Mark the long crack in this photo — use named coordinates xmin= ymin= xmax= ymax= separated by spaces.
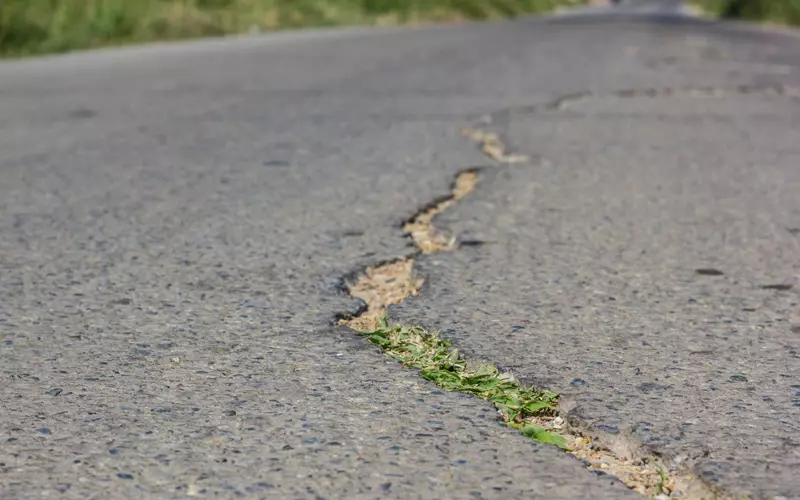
xmin=341 ymin=170 xmax=478 ymax=332
xmin=459 ymin=128 xmax=529 ymax=164
xmin=404 ymin=169 xmax=478 ymax=254
xmin=473 ymin=83 xmax=800 ymax=128
xmin=337 ymin=106 xmax=732 ymax=498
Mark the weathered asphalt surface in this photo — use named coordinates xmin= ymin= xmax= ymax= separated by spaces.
xmin=1 ymin=1 xmax=798 ymax=498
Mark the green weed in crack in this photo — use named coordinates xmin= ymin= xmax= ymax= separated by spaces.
xmin=357 ymin=314 xmax=567 ymax=449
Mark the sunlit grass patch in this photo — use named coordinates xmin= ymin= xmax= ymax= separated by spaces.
xmin=357 ymin=315 xmax=567 ymax=449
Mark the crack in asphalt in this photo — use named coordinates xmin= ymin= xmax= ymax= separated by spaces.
xmin=459 ymin=128 xmax=530 ymax=164
xmin=330 ymin=84 xmax=789 ymax=496
xmin=339 ymin=168 xmax=479 ymax=332
xmin=458 ymin=85 xmax=796 ymax=499
xmin=404 ymin=169 xmax=479 ymax=254
xmin=474 ymin=83 xmax=800 ymax=126
xmin=336 ymin=163 xmax=691 ymax=497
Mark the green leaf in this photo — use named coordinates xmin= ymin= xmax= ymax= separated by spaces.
xmin=368 ymin=334 xmax=390 ymax=346
xmin=522 ymin=401 xmax=552 ymax=414
xmin=542 ymin=391 xmax=560 ymax=403
xmin=520 ymin=424 xmax=547 ymax=438
xmin=474 ymin=365 xmax=499 ymax=378
xmin=445 ymin=348 xmax=459 ymax=364
xmin=532 ymin=431 xmax=568 ymax=450
xmin=502 ymin=396 xmax=521 ymax=409
xmin=520 ymin=425 xmax=568 ymax=450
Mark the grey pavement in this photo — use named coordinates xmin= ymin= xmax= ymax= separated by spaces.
xmin=0 ymin=1 xmax=798 ymax=499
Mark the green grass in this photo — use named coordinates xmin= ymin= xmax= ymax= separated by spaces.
xmin=0 ymin=0 xmax=588 ymax=57
xmin=693 ymin=0 xmax=800 ymax=26
xmin=358 ymin=315 xmax=568 ymax=449
xmin=657 ymin=467 xmax=667 ymax=495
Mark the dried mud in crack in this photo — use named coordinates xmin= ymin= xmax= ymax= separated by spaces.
xmin=343 ymin=258 xmax=421 ymax=332
xmin=341 ymin=169 xmax=478 ymax=332
xmin=336 ymin=119 xmax=713 ymax=498
xmin=383 ymin=85 xmax=800 ymax=499
xmin=404 ymin=170 xmax=478 ymax=255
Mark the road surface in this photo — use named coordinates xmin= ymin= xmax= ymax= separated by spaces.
xmin=1 ymin=0 xmax=798 ymax=498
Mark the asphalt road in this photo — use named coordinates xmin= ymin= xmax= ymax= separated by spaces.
xmin=1 ymin=1 xmax=798 ymax=499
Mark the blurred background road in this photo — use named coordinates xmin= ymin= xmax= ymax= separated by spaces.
xmin=1 ymin=0 xmax=798 ymax=498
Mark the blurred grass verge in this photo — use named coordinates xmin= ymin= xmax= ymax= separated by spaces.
xmin=692 ymin=0 xmax=800 ymax=26
xmin=0 ymin=0 xmax=588 ymax=57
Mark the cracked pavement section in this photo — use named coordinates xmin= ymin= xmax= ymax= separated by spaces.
xmin=342 ymin=167 xmax=690 ymax=497
xmin=393 ymin=62 xmax=800 ymax=500
xmin=2 ymin=2 xmax=800 ymax=499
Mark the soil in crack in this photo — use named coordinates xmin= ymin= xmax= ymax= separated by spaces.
xmin=461 ymin=127 xmax=529 ymax=164
xmin=338 ymin=145 xmax=706 ymax=498
xmin=341 ymin=170 xmax=477 ymax=331
xmin=343 ymin=258 xmax=422 ymax=331
xmin=404 ymin=170 xmax=478 ymax=254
